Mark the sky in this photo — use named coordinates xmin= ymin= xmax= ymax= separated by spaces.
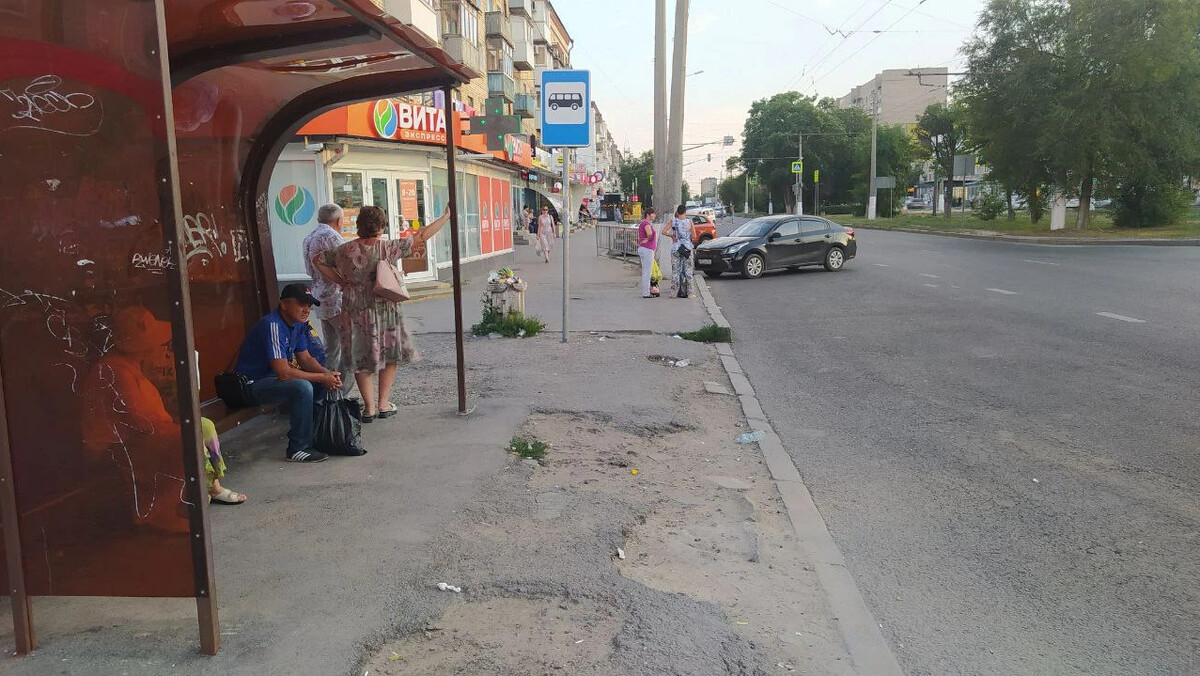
xmin=553 ymin=0 xmax=988 ymax=190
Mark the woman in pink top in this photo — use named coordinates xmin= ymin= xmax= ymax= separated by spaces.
xmin=637 ymin=207 xmax=660 ymax=298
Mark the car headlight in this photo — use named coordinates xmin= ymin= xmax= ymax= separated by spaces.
xmin=724 ymin=241 xmax=750 ymax=254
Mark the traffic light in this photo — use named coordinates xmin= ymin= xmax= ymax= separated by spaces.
xmin=466 ymin=98 xmax=521 ymax=151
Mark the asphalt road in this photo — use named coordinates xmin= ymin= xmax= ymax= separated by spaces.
xmin=708 ymin=219 xmax=1200 ymax=675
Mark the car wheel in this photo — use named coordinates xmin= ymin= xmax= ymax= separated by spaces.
xmin=704 ymin=270 xmax=722 ymax=278
xmin=824 ymin=246 xmax=845 ymax=271
xmin=741 ymin=253 xmax=765 ymax=279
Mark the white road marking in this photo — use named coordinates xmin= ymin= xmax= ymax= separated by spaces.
xmin=950 ymin=285 xmax=961 ymax=289
xmin=918 ymin=273 xmax=940 ymax=279
xmin=920 ymin=249 xmax=941 ymax=254
xmin=1022 ymin=259 xmax=1060 ymax=266
xmin=986 ymin=288 xmax=1019 ymax=295
xmin=923 ymin=283 xmax=938 ymax=288
xmin=1095 ymin=312 xmax=1146 ymax=324
xmin=872 ymin=263 xmax=891 ymax=267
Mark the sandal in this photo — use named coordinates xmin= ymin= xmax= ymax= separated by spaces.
xmin=378 ymin=403 xmax=397 ymax=419
xmin=210 ymin=488 xmax=247 ymax=505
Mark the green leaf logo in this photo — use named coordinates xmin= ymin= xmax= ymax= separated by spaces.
xmin=373 ymin=100 xmax=398 ymax=138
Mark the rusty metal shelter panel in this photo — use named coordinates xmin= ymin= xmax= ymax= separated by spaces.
xmin=0 ymin=1 xmax=200 ymax=598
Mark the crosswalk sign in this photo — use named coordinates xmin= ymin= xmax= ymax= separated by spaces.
xmin=791 ymin=161 xmax=803 ymax=174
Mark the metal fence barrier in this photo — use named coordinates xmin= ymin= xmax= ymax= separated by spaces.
xmin=595 ymin=222 xmax=639 ymax=259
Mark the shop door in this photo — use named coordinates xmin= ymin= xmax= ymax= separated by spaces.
xmin=367 ymin=173 xmax=436 ymax=281
xmin=395 ymin=176 xmax=436 ymax=281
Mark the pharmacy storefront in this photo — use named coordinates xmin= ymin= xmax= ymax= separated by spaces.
xmin=267 ymin=100 xmax=533 ymax=283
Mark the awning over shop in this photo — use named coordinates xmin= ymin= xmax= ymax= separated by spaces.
xmin=0 ymin=0 xmax=477 ymax=657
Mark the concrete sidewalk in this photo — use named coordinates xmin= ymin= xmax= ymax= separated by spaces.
xmin=0 ymin=234 xmax=845 ymax=675
xmin=407 ymin=226 xmax=708 ymax=335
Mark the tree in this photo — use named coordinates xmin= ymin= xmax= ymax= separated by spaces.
xmin=915 ymin=103 xmax=970 ymax=220
xmin=850 ymin=124 xmax=920 ymax=217
xmin=681 ymin=181 xmax=691 ymax=204
xmin=618 ymin=150 xmax=653 ymax=207
xmin=959 ymin=0 xmax=1061 ymax=223
xmin=718 ymin=174 xmax=745 ymax=213
xmin=959 ymin=0 xmax=1200 ymax=229
xmin=739 ymin=93 xmax=871 ymax=213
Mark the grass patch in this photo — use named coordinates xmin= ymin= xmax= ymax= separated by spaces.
xmin=508 ymin=436 xmax=548 ymax=460
xmin=834 ymin=209 xmax=1200 ymax=239
xmin=678 ymin=323 xmax=732 ymax=343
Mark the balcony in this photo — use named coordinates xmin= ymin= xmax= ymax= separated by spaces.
xmin=509 ymin=0 xmax=534 ymax=17
xmin=382 ymin=0 xmax=439 ymax=42
xmin=488 ymin=72 xmax=516 ymax=102
xmin=533 ymin=19 xmax=550 ymax=44
xmin=442 ymin=35 xmax=484 ymax=75
xmin=484 ymin=11 xmax=513 ymax=45
xmin=511 ymin=16 xmax=534 ymax=69
xmin=514 ymin=92 xmax=536 ymax=118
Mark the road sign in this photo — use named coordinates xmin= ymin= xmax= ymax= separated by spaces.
xmin=649 ymin=173 xmax=653 ymax=185
xmin=874 ymin=176 xmax=896 ymax=189
xmin=791 ymin=161 xmax=803 ymax=174
xmin=540 ymin=70 xmax=592 ymax=148
xmin=749 ymin=176 xmax=758 ymax=185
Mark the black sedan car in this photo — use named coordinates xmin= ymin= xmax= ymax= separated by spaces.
xmin=694 ymin=215 xmax=856 ymax=279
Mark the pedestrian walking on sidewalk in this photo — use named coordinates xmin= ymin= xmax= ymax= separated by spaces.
xmin=536 ymin=205 xmax=555 ymax=263
xmin=662 ymin=204 xmax=695 ymax=298
xmin=637 ymin=207 xmax=660 ymax=298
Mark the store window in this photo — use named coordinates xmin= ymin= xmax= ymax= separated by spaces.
xmin=331 ymin=171 xmax=364 ymax=238
xmin=458 ymin=171 xmax=482 ymax=258
xmin=432 ymin=169 xmax=451 ymax=266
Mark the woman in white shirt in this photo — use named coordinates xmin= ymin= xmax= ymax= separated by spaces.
xmin=660 ymin=204 xmax=695 ymax=298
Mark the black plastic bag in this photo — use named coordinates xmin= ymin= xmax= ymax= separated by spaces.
xmin=313 ymin=397 xmax=366 ymax=456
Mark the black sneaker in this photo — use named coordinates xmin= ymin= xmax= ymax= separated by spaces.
xmin=286 ymin=448 xmax=329 ymax=463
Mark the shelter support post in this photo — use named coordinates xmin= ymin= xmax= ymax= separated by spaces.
xmin=443 ymin=85 xmax=469 ymax=415
xmin=152 ymin=0 xmax=219 ymax=654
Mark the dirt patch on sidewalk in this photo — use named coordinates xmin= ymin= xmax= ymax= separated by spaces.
xmin=364 ymin=334 xmax=852 ymax=675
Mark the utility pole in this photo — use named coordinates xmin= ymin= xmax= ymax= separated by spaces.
xmin=867 ymin=93 xmax=878 ymax=220
xmin=665 ymin=0 xmax=690 ymax=215
xmin=653 ymin=0 xmax=668 ymax=222
xmin=795 ymin=134 xmax=803 ymax=215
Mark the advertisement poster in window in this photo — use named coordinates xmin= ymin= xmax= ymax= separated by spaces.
xmin=501 ymin=179 xmax=513 ymax=250
xmin=490 ymin=177 xmax=505 ymax=252
xmin=479 ymin=176 xmax=493 ymax=255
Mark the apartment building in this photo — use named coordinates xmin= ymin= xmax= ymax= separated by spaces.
xmin=266 ymin=0 xmax=610 ymax=285
xmin=837 ymin=67 xmax=949 ymax=128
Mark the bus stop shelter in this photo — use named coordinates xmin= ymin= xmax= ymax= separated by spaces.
xmin=0 ymin=0 xmax=475 ymax=656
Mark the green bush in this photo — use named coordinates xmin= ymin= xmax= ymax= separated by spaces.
xmin=508 ymin=436 xmax=548 ymax=460
xmin=471 ymin=292 xmax=546 ymax=337
xmin=975 ymin=190 xmax=1006 ymax=221
xmin=1112 ymin=179 xmax=1192 ymax=228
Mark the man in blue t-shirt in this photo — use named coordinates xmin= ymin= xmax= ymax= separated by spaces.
xmin=235 ymin=284 xmax=343 ymax=462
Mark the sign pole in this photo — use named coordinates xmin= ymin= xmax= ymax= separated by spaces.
xmin=562 ymin=149 xmax=570 ymax=343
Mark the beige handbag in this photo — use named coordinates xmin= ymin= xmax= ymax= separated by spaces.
xmin=372 ymin=241 xmax=409 ymax=302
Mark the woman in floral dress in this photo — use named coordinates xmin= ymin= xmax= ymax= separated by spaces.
xmin=318 ymin=205 xmax=448 ymax=421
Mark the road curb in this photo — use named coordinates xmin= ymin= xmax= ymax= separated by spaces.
xmin=853 ymin=224 xmax=1200 ymax=246
xmin=693 ymin=275 xmax=904 ymax=676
